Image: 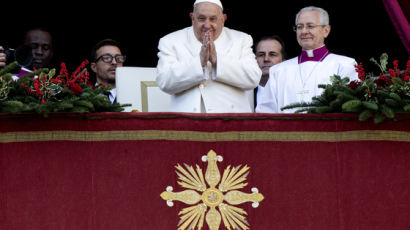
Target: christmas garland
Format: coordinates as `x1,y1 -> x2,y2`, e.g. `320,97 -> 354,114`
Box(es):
0,61 -> 129,115
281,53 -> 410,123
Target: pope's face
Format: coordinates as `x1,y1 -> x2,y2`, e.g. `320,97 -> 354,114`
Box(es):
296,10 -> 330,50
190,2 -> 226,42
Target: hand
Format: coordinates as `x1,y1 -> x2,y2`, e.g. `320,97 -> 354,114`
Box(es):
200,32 -> 210,67
207,32 -> 217,68
200,31 -> 217,68
0,46 -> 6,67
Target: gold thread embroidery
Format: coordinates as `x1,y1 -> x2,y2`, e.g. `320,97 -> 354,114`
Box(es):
1,130 -> 409,143
160,150 -> 264,230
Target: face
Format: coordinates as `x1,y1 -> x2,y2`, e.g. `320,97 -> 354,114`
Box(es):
25,30 -> 53,68
255,39 -> 283,76
91,45 -> 123,87
190,2 -> 226,41
296,10 -> 330,50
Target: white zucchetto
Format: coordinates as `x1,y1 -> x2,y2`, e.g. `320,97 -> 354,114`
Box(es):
194,0 -> 223,9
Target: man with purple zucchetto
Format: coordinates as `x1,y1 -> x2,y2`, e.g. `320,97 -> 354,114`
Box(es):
256,6 -> 358,113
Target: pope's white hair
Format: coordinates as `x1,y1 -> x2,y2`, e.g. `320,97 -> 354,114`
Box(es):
295,6 -> 329,25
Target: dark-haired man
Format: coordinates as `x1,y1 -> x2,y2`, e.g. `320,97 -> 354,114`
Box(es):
25,28 -> 54,69
254,35 -> 286,106
0,28 -> 54,75
90,39 -> 126,104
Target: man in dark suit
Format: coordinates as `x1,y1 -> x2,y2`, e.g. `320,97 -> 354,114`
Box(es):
90,39 -> 126,104
254,35 -> 286,107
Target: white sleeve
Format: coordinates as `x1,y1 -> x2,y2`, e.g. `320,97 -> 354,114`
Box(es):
156,37 -> 205,95
338,58 -> 358,81
214,34 -> 261,90
255,75 -> 279,113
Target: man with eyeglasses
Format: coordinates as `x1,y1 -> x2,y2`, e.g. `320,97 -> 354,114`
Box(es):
90,39 -> 126,104
256,6 -> 358,113
156,0 -> 261,113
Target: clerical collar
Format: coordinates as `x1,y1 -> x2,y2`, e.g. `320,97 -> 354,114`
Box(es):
298,46 -> 330,64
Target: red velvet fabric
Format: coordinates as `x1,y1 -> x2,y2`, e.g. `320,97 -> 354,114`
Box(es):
1,113 -> 409,230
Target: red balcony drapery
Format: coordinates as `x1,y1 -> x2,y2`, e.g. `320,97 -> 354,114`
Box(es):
1,113 -> 409,230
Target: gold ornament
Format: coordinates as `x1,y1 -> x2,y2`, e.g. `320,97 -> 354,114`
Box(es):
160,150 -> 264,230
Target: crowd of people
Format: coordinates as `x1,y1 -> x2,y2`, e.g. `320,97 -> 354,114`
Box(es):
0,0 -> 358,113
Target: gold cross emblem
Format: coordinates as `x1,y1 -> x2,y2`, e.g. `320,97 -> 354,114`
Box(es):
160,150 -> 264,230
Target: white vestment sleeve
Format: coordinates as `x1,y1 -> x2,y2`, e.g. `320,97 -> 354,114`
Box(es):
255,77 -> 279,113
214,34 -> 261,90
156,37 -> 206,95
338,58 -> 359,81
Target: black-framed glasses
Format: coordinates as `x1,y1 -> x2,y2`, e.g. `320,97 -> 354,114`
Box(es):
293,24 -> 326,32
95,54 -> 126,63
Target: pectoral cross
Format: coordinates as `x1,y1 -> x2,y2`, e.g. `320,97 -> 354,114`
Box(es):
296,89 -> 310,102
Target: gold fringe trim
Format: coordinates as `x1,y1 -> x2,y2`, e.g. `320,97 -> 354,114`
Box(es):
1,130 -> 409,143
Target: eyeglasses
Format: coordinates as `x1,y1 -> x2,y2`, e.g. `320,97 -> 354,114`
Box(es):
95,54 -> 126,63
293,24 -> 326,32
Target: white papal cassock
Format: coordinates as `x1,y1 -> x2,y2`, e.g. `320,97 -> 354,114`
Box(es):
255,46 -> 358,113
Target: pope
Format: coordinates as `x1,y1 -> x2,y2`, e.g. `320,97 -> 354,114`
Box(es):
156,0 -> 261,113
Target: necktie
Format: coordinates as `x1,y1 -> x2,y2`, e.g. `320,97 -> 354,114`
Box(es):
103,91 -> 115,104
